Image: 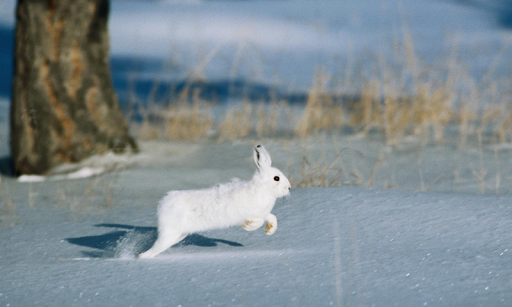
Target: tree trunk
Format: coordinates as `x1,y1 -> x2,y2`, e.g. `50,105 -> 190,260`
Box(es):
11,0 -> 137,175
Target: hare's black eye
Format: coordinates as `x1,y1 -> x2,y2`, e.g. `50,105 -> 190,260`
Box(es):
274,176 -> 280,182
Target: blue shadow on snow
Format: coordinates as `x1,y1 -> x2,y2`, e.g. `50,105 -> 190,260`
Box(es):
453,0 -> 512,28
65,223 -> 243,258
110,56 -> 312,113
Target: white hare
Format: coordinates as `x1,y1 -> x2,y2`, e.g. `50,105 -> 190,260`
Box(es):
138,145 -> 291,259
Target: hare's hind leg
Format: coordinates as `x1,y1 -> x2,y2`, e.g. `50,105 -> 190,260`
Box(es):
139,231 -> 185,259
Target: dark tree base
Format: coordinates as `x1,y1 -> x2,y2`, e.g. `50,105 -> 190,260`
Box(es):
11,0 -> 137,175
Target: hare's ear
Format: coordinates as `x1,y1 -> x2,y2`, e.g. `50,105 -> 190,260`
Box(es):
254,145 -> 272,171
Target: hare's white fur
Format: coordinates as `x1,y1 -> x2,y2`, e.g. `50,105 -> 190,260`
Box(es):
139,145 -> 291,259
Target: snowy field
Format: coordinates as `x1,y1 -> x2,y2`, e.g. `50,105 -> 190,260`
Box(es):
1,0 -> 512,306
1,0 -> 511,101
1,177 -> 512,306
1,141 -> 512,306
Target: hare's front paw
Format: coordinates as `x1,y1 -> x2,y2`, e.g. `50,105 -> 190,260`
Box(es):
265,222 -> 277,235
243,218 -> 264,231
265,214 -> 277,235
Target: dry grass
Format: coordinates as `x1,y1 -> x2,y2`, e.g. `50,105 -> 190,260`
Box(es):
122,24 -> 512,191
164,100 -> 213,141
291,143 -> 344,188
295,70 -> 344,138
0,178 -> 17,227
216,98 -> 297,142
54,173 -> 120,221
127,31 -> 511,149
346,79 -> 455,146
255,101 -> 284,137
217,100 -> 253,142
348,82 -> 382,134
132,88 -> 214,141
285,137 -> 392,189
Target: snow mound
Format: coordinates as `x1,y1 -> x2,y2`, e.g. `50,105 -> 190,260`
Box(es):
17,175 -> 46,182
18,167 -> 106,182
17,152 -> 146,183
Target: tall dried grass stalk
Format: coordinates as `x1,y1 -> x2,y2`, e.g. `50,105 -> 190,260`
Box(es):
217,100 -> 253,142
126,23 -> 512,152
295,70 -> 344,138
55,174 -> 119,221
164,91 -> 213,141
348,82 -> 381,133
0,180 -> 17,226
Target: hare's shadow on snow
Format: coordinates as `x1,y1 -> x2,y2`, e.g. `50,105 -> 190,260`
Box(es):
66,224 -> 243,258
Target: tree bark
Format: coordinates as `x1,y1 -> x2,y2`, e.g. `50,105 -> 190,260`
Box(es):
11,0 -> 137,175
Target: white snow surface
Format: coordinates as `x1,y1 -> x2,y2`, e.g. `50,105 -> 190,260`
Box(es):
17,174 -> 46,182
15,151 -> 147,182
1,141 -> 512,306
1,0 -> 511,96
18,167 -> 106,182
1,185 -> 512,306
106,0 -> 512,92
0,1 -> 511,305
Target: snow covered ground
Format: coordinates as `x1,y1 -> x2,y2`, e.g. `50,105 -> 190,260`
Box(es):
1,0 -> 511,101
1,141 -> 512,306
1,1 -> 512,305
1,180 -> 512,306
107,0 -> 512,105
107,0 -> 512,83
